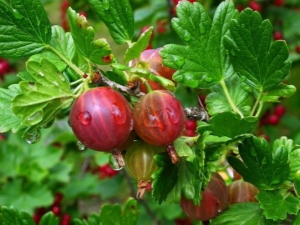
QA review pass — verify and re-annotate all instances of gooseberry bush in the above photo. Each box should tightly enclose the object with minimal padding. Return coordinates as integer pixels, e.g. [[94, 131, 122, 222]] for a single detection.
[[0, 0, 300, 224]]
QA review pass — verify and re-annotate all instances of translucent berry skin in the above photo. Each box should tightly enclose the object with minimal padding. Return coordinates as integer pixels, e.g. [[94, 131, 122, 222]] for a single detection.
[[124, 141, 164, 180], [228, 180, 258, 204], [133, 90, 185, 146], [180, 173, 228, 221], [70, 87, 133, 152]]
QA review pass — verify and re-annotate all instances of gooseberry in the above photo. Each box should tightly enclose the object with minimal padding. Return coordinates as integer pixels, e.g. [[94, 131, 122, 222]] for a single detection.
[[228, 180, 259, 204], [180, 173, 228, 221], [69, 87, 133, 167], [124, 140, 164, 198]]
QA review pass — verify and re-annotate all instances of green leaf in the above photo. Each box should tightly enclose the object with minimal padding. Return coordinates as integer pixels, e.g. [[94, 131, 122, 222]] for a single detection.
[[206, 75, 252, 116], [173, 83, 199, 107], [256, 191, 300, 221], [39, 212, 59, 225], [87, 0, 134, 44], [211, 202, 278, 225], [0, 206, 35, 225], [288, 147, 300, 181], [0, 0, 51, 57], [124, 26, 153, 63], [173, 137, 195, 158], [227, 136, 290, 190], [223, 9, 291, 91], [0, 84, 23, 133], [152, 153, 179, 204], [261, 83, 296, 102], [199, 112, 257, 138], [160, 0, 238, 88], [12, 59, 74, 127], [0, 179, 53, 214], [68, 8, 112, 65]]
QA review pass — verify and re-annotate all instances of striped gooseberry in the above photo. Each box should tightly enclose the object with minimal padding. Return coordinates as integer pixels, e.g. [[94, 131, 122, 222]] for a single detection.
[[124, 140, 164, 198], [69, 87, 133, 167]]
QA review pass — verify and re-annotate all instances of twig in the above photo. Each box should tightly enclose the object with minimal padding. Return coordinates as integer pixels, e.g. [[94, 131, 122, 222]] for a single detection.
[[78, 156, 92, 178]]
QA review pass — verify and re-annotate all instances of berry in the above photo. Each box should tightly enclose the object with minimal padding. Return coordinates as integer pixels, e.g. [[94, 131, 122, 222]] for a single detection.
[[268, 114, 280, 125], [274, 105, 285, 117], [180, 173, 228, 221], [60, 214, 71, 225], [273, 31, 283, 40], [70, 87, 133, 154], [274, 0, 284, 6], [185, 119, 197, 131], [0, 59, 10, 76], [133, 90, 185, 146], [228, 180, 259, 204], [98, 164, 118, 179], [51, 206, 61, 216], [53, 193, 63, 206], [248, 1, 261, 11], [295, 45, 300, 54]]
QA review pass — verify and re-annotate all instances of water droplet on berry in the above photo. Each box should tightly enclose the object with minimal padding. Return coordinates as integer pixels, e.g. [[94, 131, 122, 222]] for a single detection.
[[27, 111, 43, 125], [77, 111, 92, 125], [182, 30, 191, 41], [77, 141, 86, 151], [111, 104, 126, 125], [109, 154, 123, 171], [103, 0, 110, 10], [24, 129, 41, 144], [12, 9, 23, 19]]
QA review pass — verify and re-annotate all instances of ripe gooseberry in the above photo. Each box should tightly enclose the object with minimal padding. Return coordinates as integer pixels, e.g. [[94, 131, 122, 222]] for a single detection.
[[180, 173, 228, 221], [132, 48, 176, 93], [69, 87, 133, 167], [124, 140, 164, 198], [133, 90, 185, 163], [228, 180, 259, 204]]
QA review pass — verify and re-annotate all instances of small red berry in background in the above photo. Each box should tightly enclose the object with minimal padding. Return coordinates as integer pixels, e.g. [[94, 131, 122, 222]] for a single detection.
[[274, 0, 284, 6], [248, 1, 261, 12], [274, 105, 285, 117], [98, 164, 118, 179], [51, 206, 61, 216], [295, 45, 300, 54], [268, 114, 280, 125], [236, 4, 245, 12], [273, 31, 283, 40], [53, 193, 64, 207], [60, 214, 71, 225], [0, 58, 10, 77]]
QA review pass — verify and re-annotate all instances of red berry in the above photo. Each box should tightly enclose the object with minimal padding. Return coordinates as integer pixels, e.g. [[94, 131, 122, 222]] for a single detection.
[[180, 173, 228, 221], [60, 214, 71, 225], [274, 105, 285, 117], [69, 87, 133, 152], [185, 119, 197, 131], [295, 45, 300, 54], [236, 4, 245, 12], [53, 193, 63, 206], [228, 180, 259, 204], [267, 114, 280, 125], [248, 1, 261, 11], [133, 90, 185, 146], [60, 0, 69, 12], [274, 0, 284, 6], [33, 214, 40, 224], [0, 60, 10, 76], [51, 206, 61, 216], [273, 31, 283, 40]]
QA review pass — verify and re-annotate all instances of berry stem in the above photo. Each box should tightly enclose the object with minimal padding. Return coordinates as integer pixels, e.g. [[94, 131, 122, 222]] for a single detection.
[[111, 149, 125, 168], [165, 143, 179, 164], [136, 180, 151, 199]]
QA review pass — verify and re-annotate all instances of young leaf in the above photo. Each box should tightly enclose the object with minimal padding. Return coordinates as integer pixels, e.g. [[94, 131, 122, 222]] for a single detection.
[[199, 112, 257, 138], [223, 9, 291, 92], [68, 8, 112, 65], [0, 84, 24, 133], [87, 0, 134, 45], [160, 0, 238, 88], [227, 136, 290, 190], [12, 59, 74, 127], [211, 202, 278, 225], [0, 206, 35, 225], [173, 137, 195, 158], [288, 147, 300, 181], [39, 212, 59, 225], [256, 191, 300, 221], [206, 75, 252, 116], [0, 0, 51, 57], [261, 83, 296, 102], [124, 26, 153, 63]]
